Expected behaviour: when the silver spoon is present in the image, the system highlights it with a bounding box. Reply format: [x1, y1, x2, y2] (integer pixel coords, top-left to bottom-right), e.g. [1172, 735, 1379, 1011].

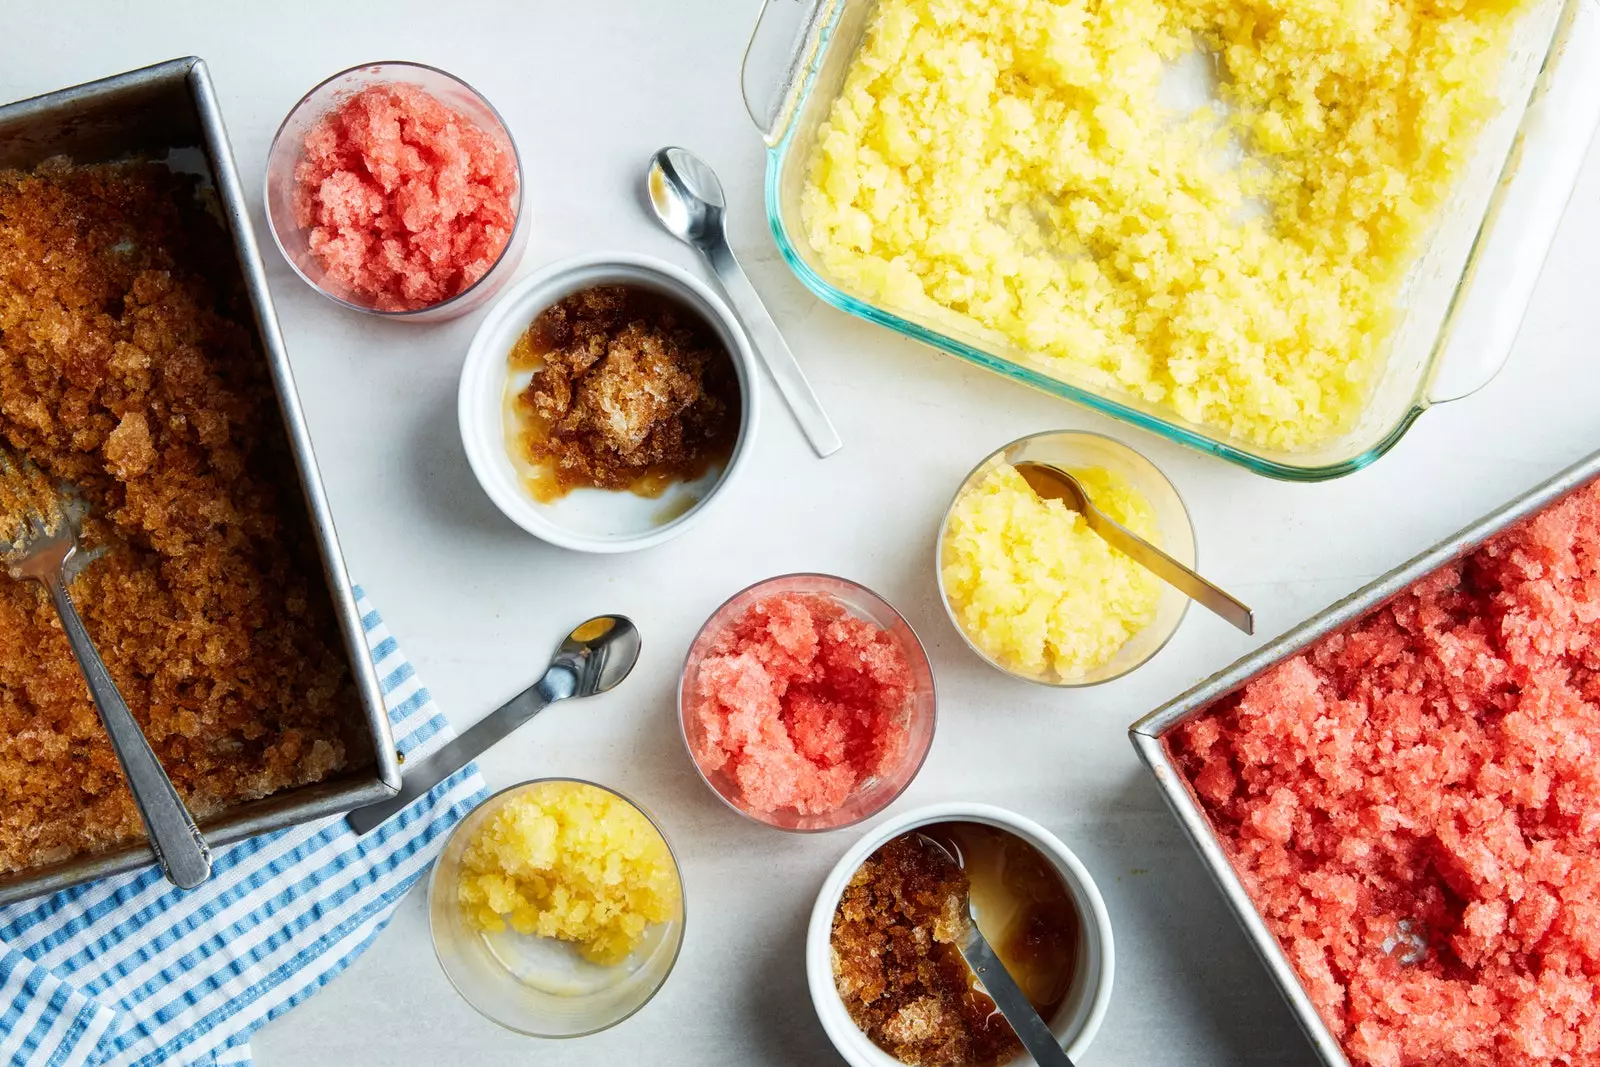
[916, 833, 1075, 1067]
[646, 146, 842, 458]
[1015, 461, 1255, 634]
[0, 452, 212, 889]
[346, 615, 642, 835]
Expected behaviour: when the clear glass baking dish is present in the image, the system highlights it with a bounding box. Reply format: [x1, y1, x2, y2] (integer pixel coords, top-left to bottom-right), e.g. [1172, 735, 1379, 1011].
[741, 0, 1600, 481]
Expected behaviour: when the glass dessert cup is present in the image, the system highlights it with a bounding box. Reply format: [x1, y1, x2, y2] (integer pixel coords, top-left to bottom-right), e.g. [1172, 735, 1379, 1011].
[427, 779, 685, 1037]
[678, 573, 937, 832]
[937, 430, 1197, 687]
[263, 60, 528, 323]
[740, 0, 1600, 480]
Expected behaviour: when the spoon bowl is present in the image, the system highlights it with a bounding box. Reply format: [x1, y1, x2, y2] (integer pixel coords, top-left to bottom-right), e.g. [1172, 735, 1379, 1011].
[1015, 461, 1093, 514]
[556, 615, 643, 697]
[647, 148, 726, 247]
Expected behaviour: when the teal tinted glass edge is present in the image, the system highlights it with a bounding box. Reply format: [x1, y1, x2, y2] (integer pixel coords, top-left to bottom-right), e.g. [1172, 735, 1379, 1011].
[762, 144, 1424, 483]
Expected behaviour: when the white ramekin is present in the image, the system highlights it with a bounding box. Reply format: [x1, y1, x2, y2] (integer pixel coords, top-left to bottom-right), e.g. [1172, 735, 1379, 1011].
[806, 802, 1115, 1066]
[458, 252, 760, 552]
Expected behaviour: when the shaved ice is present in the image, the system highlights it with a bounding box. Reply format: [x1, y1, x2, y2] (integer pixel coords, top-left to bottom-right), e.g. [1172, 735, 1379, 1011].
[688, 593, 913, 817]
[291, 82, 517, 312]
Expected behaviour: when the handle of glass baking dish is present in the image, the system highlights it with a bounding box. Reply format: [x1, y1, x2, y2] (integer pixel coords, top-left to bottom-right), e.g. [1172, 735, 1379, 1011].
[742, 0, 838, 145]
[1426, 0, 1600, 405]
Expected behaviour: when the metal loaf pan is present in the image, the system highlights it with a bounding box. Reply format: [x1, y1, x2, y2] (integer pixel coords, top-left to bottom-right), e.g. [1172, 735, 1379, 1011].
[0, 58, 402, 904]
[1130, 445, 1600, 1067]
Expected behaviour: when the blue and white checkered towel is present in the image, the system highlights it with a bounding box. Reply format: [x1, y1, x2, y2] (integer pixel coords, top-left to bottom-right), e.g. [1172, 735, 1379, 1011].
[0, 588, 488, 1067]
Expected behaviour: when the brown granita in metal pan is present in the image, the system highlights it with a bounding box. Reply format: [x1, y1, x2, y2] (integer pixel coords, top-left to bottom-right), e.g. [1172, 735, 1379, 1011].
[0, 158, 369, 874]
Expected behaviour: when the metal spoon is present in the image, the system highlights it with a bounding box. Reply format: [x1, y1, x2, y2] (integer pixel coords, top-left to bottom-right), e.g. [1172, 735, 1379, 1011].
[646, 146, 842, 458]
[0, 451, 212, 889]
[916, 833, 1075, 1067]
[1014, 461, 1254, 634]
[346, 615, 642, 835]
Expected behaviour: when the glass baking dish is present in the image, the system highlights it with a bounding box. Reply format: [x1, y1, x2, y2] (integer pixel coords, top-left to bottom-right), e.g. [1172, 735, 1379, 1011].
[741, 0, 1600, 481]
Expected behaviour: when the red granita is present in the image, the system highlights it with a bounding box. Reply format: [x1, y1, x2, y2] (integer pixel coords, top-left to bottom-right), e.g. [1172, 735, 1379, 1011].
[688, 593, 913, 816]
[291, 82, 516, 312]
[1174, 481, 1600, 1067]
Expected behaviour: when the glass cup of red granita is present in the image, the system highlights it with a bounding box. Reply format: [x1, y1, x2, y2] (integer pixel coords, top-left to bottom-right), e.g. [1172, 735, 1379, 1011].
[678, 574, 937, 832]
[264, 61, 528, 323]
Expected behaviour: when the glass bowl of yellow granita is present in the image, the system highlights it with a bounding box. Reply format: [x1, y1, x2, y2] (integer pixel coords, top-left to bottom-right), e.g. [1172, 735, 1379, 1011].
[937, 431, 1197, 687]
[428, 778, 685, 1036]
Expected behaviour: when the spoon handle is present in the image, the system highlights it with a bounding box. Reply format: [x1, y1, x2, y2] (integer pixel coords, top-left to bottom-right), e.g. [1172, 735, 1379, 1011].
[704, 241, 842, 458]
[346, 669, 572, 835]
[957, 926, 1075, 1067]
[1081, 508, 1255, 634]
[45, 575, 213, 889]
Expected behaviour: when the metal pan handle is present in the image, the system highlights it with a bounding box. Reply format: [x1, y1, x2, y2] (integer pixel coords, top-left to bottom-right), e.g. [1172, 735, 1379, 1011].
[741, 0, 837, 146]
[1426, 0, 1600, 405]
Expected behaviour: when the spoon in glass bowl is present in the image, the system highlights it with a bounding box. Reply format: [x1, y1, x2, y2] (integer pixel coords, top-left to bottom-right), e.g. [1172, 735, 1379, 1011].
[646, 146, 842, 458]
[916, 833, 1075, 1067]
[1014, 460, 1255, 634]
[346, 615, 642, 834]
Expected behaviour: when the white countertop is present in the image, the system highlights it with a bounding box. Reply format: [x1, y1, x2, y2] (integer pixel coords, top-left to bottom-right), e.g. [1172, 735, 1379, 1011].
[5, 3, 1600, 1064]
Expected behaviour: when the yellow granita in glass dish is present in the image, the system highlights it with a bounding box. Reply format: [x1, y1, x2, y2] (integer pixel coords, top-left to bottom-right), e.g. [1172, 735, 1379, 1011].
[457, 781, 680, 966]
[942, 463, 1163, 679]
[801, 0, 1530, 450]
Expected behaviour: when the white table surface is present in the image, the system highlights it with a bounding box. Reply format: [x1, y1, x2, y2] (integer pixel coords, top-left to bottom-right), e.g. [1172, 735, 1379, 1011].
[5, 3, 1599, 1064]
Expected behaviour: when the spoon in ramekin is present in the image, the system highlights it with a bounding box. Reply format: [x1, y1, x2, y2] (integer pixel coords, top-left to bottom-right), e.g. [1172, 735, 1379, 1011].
[916, 833, 1075, 1067]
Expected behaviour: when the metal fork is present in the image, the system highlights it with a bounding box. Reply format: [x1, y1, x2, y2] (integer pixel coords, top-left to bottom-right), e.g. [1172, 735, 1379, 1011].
[0, 452, 212, 890]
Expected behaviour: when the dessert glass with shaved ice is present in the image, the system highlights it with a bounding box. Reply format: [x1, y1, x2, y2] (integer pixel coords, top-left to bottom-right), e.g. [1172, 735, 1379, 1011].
[679, 574, 936, 832]
[428, 778, 685, 1037]
[264, 62, 526, 322]
[938, 430, 1198, 686]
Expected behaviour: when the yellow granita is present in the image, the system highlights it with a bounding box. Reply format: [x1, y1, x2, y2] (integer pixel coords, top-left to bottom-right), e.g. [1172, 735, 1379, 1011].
[457, 781, 679, 966]
[801, 0, 1529, 450]
[942, 463, 1163, 679]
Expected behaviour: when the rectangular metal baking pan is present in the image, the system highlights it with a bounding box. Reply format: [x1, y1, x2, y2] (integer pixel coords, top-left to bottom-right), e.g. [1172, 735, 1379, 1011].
[0, 58, 402, 905]
[1130, 445, 1600, 1066]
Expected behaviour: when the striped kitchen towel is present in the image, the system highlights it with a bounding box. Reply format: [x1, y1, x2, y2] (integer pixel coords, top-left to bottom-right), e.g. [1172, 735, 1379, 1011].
[0, 588, 488, 1067]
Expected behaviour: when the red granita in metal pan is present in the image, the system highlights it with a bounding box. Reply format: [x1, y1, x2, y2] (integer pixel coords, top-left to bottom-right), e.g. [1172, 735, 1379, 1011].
[1174, 480, 1600, 1067]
